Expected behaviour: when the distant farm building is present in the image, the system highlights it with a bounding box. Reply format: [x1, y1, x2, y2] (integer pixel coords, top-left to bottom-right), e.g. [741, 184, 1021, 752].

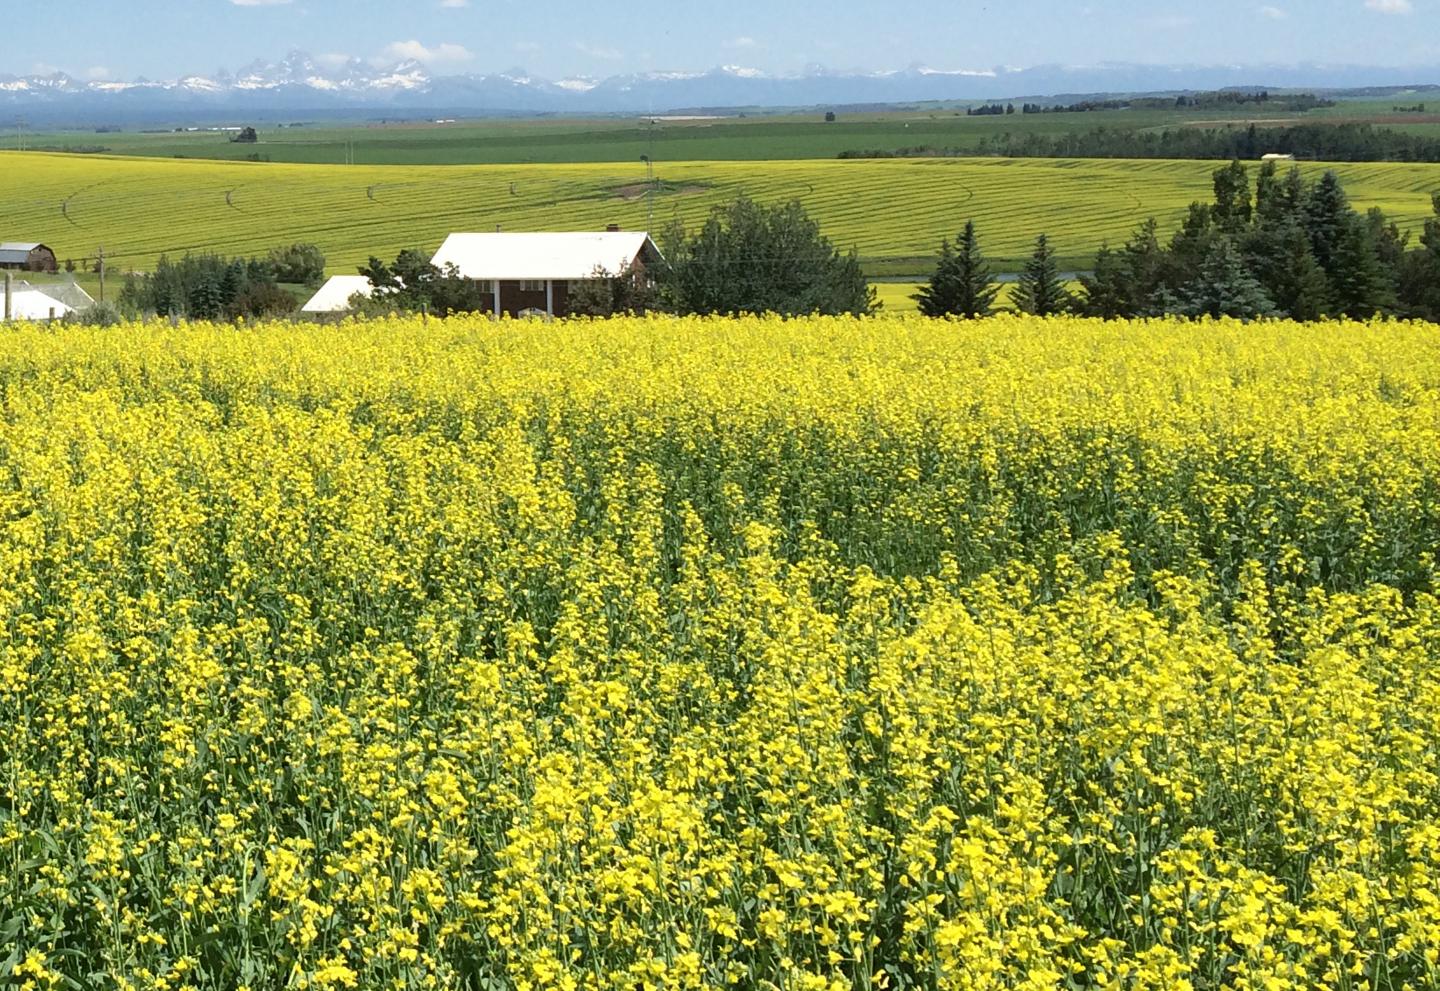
[301, 275, 376, 314]
[1261, 153, 1296, 162]
[430, 230, 662, 318]
[0, 243, 58, 273]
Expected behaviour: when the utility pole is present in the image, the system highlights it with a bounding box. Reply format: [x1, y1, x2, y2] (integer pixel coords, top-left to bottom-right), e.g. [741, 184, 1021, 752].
[4, 271, 12, 322]
[97, 245, 106, 304]
[640, 154, 655, 234]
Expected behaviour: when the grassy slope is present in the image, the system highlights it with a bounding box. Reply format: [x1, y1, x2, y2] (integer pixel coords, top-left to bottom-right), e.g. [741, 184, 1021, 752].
[4, 151, 1437, 277]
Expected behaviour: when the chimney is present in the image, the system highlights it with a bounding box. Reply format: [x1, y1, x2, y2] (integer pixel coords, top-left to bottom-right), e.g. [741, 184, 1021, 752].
[606, 224, 621, 232]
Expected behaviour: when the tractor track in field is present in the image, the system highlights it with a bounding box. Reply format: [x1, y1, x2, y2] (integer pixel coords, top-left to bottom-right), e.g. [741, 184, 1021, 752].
[60, 181, 109, 228]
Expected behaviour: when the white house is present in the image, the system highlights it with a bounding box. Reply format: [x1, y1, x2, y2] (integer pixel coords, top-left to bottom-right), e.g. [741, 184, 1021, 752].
[430, 230, 662, 318]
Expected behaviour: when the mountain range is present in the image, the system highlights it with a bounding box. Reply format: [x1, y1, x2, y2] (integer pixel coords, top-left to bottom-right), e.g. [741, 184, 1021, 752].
[3, 52, 1439, 123]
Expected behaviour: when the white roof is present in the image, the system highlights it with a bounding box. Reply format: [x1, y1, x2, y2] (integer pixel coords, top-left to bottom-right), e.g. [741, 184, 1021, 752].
[0, 242, 44, 251]
[431, 231, 659, 281]
[301, 275, 375, 313]
[4, 290, 75, 320]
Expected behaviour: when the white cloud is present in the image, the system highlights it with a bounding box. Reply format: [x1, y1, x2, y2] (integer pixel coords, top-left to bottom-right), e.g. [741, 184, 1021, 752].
[573, 41, 623, 61]
[439, 0, 469, 7]
[725, 36, 758, 49]
[83, 66, 112, 80]
[381, 40, 474, 65]
[1365, 0, 1413, 12]
[1259, 5, 1287, 18]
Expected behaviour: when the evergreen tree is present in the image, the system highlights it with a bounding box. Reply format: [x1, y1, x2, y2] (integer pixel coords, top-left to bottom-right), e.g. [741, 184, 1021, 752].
[1211, 160, 1253, 232]
[1303, 170, 1355, 277]
[1329, 220, 1395, 317]
[1169, 238, 1278, 320]
[1012, 234, 1073, 316]
[1080, 220, 1171, 318]
[1405, 193, 1440, 320]
[1254, 160, 1284, 223]
[1078, 244, 1129, 318]
[1267, 225, 1331, 320]
[913, 220, 999, 318]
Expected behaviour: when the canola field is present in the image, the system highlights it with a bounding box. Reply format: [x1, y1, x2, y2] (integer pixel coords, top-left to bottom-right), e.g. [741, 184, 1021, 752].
[3, 314, 1440, 991]
[3, 150, 1440, 272]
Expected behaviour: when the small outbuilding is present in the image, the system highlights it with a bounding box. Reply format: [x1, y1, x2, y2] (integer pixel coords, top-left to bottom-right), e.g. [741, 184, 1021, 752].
[3, 289, 75, 321]
[430, 230, 662, 318]
[301, 275, 376, 314]
[0, 243, 59, 273]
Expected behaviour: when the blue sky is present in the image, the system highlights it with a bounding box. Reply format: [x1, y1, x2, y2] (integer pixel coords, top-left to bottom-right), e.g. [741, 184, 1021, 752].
[6, 0, 1437, 81]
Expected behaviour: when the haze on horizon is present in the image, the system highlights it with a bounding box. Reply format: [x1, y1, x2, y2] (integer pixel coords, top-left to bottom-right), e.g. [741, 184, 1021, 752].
[3, 0, 1437, 85]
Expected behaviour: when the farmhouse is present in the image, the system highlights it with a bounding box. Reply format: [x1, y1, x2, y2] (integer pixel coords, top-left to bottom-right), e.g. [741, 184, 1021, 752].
[0, 242, 58, 273]
[430, 229, 662, 318]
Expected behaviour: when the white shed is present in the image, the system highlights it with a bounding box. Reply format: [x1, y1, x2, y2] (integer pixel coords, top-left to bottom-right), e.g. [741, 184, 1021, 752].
[301, 275, 376, 314]
[3, 289, 76, 321]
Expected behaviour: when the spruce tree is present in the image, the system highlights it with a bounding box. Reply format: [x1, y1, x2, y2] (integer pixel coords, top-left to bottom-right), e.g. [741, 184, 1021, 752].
[1013, 234, 1073, 316]
[1303, 170, 1354, 277]
[1211, 160, 1253, 233]
[913, 220, 999, 318]
[1329, 220, 1395, 318]
[1170, 238, 1278, 320]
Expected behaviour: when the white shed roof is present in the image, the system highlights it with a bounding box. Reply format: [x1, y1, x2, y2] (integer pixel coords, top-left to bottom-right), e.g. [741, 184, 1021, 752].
[431, 232, 660, 281]
[0, 242, 44, 252]
[301, 275, 375, 313]
[4, 290, 75, 321]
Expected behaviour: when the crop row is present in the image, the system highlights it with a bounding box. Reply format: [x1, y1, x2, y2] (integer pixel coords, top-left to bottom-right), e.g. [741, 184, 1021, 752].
[3, 152, 1438, 271]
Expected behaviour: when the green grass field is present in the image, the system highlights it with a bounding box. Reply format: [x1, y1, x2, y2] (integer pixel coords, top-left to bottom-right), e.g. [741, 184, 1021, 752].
[4, 151, 1437, 276]
[20, 105, 1320, 166]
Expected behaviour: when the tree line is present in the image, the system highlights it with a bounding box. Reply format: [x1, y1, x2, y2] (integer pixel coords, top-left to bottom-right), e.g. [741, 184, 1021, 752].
[1021, 91, 1332, 115]
[115, 243, 326, 320]
[840, 122, 1440, 163]
[916, 161, 1440, 322]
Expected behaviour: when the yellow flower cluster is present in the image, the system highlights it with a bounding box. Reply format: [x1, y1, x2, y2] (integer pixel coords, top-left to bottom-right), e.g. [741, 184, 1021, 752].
[0, 313, 1438, 990]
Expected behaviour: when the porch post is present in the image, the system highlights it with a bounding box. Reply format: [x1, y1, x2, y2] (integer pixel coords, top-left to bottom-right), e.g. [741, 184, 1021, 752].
[492, 279, 501, 319]
[545, 280, 554, 317]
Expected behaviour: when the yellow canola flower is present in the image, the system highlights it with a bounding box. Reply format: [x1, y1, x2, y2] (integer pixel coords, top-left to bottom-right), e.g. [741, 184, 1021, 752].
[0, 313, 1437, 990]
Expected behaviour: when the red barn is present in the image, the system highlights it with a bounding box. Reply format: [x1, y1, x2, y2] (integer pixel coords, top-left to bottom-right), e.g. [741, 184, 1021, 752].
[0, 243, 58, 273]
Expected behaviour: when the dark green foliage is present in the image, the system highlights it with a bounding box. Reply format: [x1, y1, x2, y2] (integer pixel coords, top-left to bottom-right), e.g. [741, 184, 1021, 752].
[267, 243, 327, 286]
[1067, 162, 1438, 323]
[1211, 160, 1253, 233]
[1329, 220, 1397, 318]
[1012, 234, 1074, 316]
[1168, 238, 1279, 320]
[567, 264, 660, 317]
[913, 220, 999, 318]
[658, 196, 875, 316]
[1304, 171, 1354, 279]
[118, 253, 290, 320]
[358, 249, 490, 317]
[1080, 219, 1169, 318]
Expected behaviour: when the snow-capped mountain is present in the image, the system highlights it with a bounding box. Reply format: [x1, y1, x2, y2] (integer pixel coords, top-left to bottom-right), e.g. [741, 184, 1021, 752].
[1, 52, 1438, 122]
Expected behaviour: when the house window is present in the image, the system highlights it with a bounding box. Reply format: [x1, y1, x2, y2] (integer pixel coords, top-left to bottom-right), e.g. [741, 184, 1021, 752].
[519, 280, 547, 293]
